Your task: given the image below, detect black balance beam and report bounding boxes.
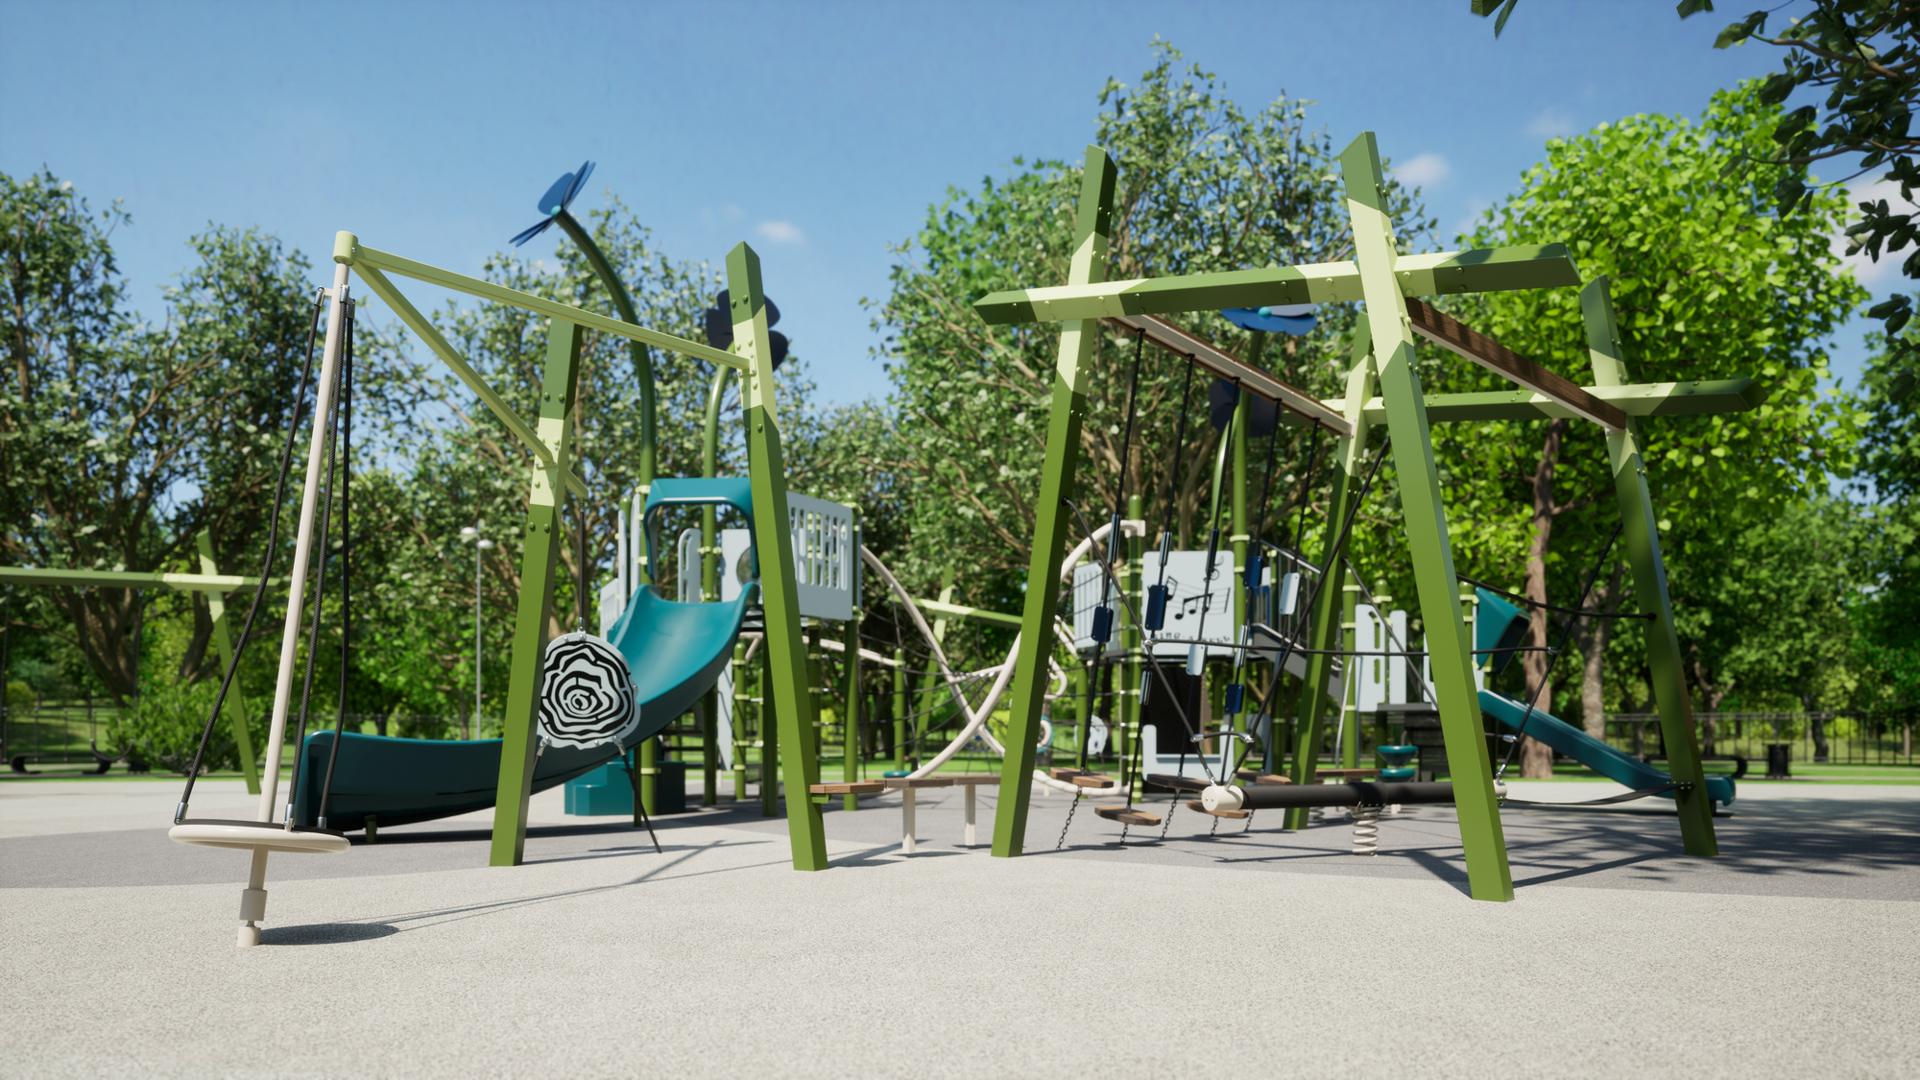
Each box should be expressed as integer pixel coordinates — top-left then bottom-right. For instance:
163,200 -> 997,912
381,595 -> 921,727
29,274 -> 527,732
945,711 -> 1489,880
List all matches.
1235,781 -> 1456,810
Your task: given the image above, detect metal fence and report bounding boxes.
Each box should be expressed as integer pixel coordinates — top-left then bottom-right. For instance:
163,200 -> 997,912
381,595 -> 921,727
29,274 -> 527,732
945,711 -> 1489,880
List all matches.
0,700 -> 118,762
1609,710 -> 1917,767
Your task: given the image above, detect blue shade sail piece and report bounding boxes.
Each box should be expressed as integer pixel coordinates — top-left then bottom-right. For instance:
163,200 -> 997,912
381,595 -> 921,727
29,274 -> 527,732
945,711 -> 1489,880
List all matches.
538,160 -> 595,216
1208,377 -> 1279,437
1221,306 -> 1316,336
513,160 -> 597,246
560,160 -> 594,211
509,218 -> 554,247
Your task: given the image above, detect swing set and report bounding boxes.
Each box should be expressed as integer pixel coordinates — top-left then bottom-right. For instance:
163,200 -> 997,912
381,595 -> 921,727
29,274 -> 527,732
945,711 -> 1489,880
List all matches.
973,132 -> 1765,902
165,230 -> 844,945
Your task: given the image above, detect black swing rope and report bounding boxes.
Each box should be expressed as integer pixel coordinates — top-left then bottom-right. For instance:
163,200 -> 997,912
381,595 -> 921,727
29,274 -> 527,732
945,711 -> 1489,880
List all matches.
1077,328 -> 1148,772
175,289 -> 327,824
315,300 -> 357,829
1250,429 -> 1393,777
1231,416 -> 1324,829
282,303 -> 352,830
1056,353 -> 1217,846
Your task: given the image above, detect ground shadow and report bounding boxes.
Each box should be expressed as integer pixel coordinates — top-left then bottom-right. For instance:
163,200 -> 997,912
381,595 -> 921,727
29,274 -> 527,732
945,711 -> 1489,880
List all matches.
261,921 -> 399,946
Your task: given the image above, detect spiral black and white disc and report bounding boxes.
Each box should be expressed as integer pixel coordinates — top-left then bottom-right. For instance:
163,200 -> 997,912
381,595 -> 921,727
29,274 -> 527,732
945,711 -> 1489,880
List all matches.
537,632 -> 640,750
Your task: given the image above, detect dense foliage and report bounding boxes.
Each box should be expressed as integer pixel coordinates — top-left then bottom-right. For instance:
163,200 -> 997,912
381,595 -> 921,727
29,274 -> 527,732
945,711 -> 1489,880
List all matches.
2,40 -> 1911,774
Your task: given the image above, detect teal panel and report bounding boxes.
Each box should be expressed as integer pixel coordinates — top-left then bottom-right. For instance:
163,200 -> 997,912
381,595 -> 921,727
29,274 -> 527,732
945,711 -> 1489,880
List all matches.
1473,586 -> 1530,676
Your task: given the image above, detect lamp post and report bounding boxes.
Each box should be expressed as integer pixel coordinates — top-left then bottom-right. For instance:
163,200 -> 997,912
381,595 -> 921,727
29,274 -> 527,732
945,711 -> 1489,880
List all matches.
460,527 -> 494,739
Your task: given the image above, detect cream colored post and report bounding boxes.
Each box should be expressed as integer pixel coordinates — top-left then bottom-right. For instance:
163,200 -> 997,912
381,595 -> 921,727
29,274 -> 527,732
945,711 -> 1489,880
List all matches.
236,261 -> 351,948
964,785 -> 977,847
901,788 -> 917,854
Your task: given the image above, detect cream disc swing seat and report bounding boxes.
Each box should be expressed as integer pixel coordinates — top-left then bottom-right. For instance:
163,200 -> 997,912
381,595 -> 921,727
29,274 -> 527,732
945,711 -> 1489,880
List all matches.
167,267 -> 360,944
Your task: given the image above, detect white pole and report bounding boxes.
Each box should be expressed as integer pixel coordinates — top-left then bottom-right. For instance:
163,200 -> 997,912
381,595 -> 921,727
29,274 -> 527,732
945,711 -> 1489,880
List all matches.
238,262 -> 350,947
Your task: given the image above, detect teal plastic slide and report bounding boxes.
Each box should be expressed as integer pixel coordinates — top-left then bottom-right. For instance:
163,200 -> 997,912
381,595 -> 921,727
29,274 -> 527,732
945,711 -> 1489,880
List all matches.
1471,585 -> 1734,807
1478,688 -> 1736,807
291,478 -> 756,830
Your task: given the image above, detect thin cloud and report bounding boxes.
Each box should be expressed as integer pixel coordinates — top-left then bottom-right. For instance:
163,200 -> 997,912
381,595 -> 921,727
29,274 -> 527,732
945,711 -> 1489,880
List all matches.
1834,177 -> 1911,289
1392,152 -> 1451,189
1526,107 -> 1576,139
755,219 -> 806,245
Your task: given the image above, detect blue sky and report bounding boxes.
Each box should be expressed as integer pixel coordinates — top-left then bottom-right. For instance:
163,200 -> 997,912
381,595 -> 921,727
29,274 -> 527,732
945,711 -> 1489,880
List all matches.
2,0 -> 1893,403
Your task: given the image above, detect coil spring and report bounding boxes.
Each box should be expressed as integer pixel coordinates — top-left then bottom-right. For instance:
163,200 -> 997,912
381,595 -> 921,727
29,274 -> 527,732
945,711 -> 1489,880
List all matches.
1351,805 -> 1381,856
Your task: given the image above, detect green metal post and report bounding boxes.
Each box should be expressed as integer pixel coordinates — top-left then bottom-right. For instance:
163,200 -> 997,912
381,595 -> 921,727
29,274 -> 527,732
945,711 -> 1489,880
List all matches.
553,214 -> 663,819
1231,367 -> 1252,634
1339,133 -> 1511,901
1582,278 -> 1718,856
731,635 -> 750,802
196,532 -> 259,794
552,213 -> 657,502
488,318 -> 583,867
842,514 -> 863,810
729,242 -> 828,871
1282,323 -> 1376,794
892,648 -> 908,771
698,367 -> 730,808
914,583 -> 956,767
1341,576 -> 1361,770
759,652 -> 778,817
1124,492 -> 1143,798
1070,663 -> 1089,763
991,147 -> 1116,858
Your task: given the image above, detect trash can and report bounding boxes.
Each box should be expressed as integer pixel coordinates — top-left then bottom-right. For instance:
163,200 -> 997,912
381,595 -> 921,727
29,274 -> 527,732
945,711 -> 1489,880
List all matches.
1765,743 -> 1791,780
652,758 -> 689,815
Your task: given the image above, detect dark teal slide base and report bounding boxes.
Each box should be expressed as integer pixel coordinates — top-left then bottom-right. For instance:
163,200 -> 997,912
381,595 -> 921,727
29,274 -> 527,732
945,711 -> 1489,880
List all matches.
292,588 -> 753,830
1479,688 -> 1736,807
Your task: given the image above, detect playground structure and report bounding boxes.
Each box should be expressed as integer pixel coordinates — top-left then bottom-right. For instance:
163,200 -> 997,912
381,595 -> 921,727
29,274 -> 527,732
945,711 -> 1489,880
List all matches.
970,132 -> 1763,901
84,131 -> 1764,943
162,215 -> 853,943
1,542 -> 263,790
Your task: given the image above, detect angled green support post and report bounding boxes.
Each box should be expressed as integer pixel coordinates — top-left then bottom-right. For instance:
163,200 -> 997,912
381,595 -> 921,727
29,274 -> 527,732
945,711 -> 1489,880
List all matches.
729,242 -> 828,871
1340,132 -> 1511,901
196,532 -> 259,794
992,147 -> 1117,858
1281,323 -> 1376,798
1582,277 -> 1718,856
489,318 -> 583,867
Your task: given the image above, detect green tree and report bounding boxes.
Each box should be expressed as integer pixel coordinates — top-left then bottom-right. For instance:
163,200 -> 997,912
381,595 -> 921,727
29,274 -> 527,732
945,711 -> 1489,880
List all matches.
1848,318 -> 1920,711
1477,0 -> 1920,340
0,169 -> 417,705
874,42 -> 1430,613
1434,84 -> 1863,774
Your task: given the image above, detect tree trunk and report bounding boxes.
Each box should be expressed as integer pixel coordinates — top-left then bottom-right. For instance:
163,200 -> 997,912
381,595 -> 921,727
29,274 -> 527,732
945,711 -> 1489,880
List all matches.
1688,652 -> 1722,755
1518,418 -> 1568,779
58,589 -> 142,705
1576,565 -> 1623,741
1806,695 -> 1830,763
